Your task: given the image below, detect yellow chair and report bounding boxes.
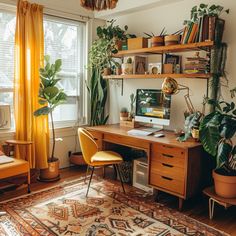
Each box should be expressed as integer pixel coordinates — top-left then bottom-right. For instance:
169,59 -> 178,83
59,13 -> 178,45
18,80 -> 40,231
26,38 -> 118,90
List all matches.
78,128 -> 125,196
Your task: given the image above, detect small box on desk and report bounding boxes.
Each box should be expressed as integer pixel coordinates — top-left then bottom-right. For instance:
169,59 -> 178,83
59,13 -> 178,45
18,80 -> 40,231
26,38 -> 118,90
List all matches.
120,119 -> 140,128
128,37 -> 148,50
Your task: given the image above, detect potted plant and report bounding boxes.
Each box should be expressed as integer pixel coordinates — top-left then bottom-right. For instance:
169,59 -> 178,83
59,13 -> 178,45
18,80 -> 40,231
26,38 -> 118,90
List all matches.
199,97 -> 236,198
144,28 -> 167,47
164,29 -> 182,46
34,55 -> 67,181
178,111 -> 203,142
122,57 -> 133,75
120,107 -> 129,121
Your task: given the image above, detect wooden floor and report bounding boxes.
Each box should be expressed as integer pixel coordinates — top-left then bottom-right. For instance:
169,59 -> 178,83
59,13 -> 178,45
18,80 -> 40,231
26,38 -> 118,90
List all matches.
0,166 -> 236,236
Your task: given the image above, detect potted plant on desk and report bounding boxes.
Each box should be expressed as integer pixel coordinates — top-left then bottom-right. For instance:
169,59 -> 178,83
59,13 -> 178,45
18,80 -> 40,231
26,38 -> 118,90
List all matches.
34,55 -> 67,181
199,93 -> 236,198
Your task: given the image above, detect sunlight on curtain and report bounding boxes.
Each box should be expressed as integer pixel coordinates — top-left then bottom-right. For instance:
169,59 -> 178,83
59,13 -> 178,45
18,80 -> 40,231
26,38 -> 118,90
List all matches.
14,0 -> 49,169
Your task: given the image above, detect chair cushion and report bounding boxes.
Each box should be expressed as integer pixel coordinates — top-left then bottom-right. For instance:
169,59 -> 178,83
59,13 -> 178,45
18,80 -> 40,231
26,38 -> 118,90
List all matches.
91,151 -> 123,163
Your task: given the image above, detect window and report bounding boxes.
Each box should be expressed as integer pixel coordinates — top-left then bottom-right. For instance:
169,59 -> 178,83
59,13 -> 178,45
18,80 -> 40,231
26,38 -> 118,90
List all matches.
0,10 -> 16,129
44,16 -> 86,128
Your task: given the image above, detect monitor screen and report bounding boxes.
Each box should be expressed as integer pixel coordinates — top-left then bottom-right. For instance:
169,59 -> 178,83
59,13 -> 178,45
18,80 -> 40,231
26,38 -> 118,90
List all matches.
135,89 -> 171,126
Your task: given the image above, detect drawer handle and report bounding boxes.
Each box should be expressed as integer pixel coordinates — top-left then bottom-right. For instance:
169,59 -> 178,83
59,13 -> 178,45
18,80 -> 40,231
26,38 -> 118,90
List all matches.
162,153 -> 174,158
162,163 -> 173,168
93,138 -> 98,141
161,176 -> 173,181
163,145 -> 173,149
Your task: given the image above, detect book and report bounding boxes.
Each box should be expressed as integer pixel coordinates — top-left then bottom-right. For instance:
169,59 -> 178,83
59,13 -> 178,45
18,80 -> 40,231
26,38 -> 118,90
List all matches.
181,26 -> 188,44
215,18 -> 225,43
0,155 -> 14,165
202,15 -> 209,41
198,16 -> 204,42
188,23 -> 198,43
209,16 -> 217,41
184,22 -> 193,44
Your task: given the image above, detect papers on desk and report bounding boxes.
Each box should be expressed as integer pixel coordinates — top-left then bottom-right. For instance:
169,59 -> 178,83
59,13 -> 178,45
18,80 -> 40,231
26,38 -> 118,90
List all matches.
0,155 -> 14,165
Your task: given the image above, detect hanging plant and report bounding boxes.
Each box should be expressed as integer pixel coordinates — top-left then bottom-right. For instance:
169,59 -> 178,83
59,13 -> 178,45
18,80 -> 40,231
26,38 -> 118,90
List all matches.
80,0 -> 118,11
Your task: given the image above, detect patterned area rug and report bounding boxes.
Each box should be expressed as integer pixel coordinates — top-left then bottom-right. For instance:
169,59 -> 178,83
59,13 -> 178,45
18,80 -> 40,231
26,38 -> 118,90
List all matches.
0,178 -> 228,236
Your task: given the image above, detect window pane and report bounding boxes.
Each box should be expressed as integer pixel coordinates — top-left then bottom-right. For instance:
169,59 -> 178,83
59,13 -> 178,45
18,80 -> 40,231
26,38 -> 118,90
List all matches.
44,17 -> 85,124
0,11 -> 16,129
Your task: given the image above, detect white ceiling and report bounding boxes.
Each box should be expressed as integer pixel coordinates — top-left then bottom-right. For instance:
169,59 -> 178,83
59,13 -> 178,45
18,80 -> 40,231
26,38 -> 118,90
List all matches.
94,0 -> 184,19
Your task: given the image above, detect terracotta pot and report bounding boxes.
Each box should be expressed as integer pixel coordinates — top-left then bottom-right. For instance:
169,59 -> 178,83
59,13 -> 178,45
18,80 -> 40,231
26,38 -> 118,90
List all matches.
213,169 -> 236,198
164,35 -> 180,45
120,112 -> 129,121
39,158 -> 60,182
121,63 -> 133,74
69,152 -> 86,165
151,36 -> 164,47
103,68 -> 111,76
116,67 -> 122,75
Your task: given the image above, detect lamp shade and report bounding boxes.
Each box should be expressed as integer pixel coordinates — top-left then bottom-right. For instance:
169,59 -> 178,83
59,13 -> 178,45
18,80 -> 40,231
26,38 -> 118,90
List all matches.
161,77 -> 179,95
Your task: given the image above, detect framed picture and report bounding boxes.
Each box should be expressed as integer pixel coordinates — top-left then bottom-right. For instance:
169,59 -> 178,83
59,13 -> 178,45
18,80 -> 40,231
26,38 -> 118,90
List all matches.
0,104 -> 11,129
148,63 -> 162,74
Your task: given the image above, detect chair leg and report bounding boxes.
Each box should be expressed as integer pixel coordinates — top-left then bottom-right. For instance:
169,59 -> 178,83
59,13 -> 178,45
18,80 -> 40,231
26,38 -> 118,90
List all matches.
86,166 -> 94,197
115,164 -> 125,193
103,166 -> 106,178
84,165 -> 89,183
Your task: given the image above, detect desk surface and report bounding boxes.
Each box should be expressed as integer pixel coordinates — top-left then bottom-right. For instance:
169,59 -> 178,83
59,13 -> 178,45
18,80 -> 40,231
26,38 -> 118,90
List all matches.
87,124 -> 201,149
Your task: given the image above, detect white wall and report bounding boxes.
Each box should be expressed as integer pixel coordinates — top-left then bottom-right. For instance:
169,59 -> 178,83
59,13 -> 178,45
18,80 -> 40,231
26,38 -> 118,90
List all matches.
104,0 -> 234,130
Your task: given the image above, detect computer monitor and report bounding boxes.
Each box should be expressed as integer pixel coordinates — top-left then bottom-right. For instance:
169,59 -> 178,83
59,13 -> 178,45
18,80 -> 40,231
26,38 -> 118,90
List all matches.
135,89 -> 171,128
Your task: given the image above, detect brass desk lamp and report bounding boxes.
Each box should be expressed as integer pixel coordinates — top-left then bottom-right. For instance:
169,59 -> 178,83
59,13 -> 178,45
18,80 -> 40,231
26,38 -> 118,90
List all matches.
161,77 -> 195,114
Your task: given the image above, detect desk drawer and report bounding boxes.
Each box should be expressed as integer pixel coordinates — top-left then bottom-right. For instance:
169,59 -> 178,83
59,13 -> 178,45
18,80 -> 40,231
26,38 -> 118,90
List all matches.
151,161 -> 185,181
104,134 -> 149,150
151,144 -> 186,168
150,172 -> 184,195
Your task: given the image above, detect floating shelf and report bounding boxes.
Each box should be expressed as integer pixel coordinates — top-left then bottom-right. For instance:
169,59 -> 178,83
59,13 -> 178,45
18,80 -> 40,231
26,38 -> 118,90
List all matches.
114,41 -> 214,57
103,73 -> 211,80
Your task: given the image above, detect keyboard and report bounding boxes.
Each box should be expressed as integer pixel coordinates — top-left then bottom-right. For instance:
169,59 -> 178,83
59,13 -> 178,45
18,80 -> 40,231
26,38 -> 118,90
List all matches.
127,129 -> 153,136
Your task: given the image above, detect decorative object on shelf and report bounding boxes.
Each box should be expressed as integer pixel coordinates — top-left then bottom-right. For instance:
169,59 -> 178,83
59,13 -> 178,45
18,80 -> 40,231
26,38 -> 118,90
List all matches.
144,28 -> 167,47
34,56 -> 67,182
0,104 -> 11,129
103,67 -> 111,76
120,107 -> 129,121
80,0 -> 118,11
164,33 -> 181,46
115,64 -> 122,75
148,63 -> 162,74
199,96 -> 236,198
122,57 -> 133,75
184,52 -> 209,74
163,64 -> 173,74
162,77 -> 195,114
127,37 -> 148,50
165,54 -> 182,73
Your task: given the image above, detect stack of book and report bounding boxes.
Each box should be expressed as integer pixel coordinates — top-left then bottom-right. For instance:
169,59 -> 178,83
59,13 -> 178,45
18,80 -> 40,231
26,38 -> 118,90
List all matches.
181,16 -> 225,44
184,55 -> 209,74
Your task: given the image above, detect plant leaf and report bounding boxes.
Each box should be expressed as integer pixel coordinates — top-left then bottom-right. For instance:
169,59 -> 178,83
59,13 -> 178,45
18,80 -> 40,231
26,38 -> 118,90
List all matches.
34,106 -> 51,116
217,141 -> 232,168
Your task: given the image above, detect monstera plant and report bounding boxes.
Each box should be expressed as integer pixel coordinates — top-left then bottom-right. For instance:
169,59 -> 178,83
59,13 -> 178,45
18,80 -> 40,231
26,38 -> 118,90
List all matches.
34,56 -> 67,181
199,97 -> 236,198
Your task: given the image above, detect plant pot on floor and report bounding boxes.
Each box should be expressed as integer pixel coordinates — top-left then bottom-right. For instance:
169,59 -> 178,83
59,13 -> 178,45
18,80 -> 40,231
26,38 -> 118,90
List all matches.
39,158 -> 60,182
213,169 -> 236,198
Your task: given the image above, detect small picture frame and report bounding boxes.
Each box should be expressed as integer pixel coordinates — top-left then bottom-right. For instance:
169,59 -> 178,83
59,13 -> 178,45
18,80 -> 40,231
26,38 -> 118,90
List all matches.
148,63 -> 162,74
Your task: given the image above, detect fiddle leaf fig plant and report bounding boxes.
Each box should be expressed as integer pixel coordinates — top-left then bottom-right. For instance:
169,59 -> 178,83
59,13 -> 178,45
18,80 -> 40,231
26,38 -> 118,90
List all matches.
200,98 -> 236,173
34,55 -> 67,162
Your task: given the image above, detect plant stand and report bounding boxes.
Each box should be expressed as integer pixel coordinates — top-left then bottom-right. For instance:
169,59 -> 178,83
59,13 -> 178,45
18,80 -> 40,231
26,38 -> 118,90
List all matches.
203,186 -> 236,219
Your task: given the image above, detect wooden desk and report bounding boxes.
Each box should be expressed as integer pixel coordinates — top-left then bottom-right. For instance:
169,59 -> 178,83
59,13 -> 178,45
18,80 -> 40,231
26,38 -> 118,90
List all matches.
87,124 -> 204,210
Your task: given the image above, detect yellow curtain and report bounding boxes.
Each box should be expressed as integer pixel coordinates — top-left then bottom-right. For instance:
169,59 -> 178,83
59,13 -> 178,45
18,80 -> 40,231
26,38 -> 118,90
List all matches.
14,0 -> 49,169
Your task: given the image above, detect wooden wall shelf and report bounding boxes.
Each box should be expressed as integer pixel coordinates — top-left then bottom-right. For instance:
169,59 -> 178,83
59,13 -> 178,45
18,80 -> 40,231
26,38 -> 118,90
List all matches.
103,73 -> 211,80
114,41 -> 214,57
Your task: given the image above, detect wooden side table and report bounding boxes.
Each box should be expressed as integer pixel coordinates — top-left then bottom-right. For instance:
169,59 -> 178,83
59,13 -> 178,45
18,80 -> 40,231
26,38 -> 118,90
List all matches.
203,186 -> 236,219
4,140 -> 33,193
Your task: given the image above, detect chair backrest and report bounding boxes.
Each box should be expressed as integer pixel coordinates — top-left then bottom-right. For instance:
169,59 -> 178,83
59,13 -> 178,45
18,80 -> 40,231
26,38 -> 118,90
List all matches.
78,128 -> 98,165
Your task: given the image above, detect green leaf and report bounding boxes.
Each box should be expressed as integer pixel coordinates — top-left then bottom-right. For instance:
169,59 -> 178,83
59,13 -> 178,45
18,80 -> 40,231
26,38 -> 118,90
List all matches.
44,55 -> 50,63
43,87 -> 59,100
54,59 -> 62,72
217,141 -> 232,168
34,106 -> 51,116
199,112 -> 222,156
38,99 -> 47,105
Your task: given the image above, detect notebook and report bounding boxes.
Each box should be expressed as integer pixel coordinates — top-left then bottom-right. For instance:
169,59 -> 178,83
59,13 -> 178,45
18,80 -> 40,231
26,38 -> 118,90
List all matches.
0,155 -> 14,165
